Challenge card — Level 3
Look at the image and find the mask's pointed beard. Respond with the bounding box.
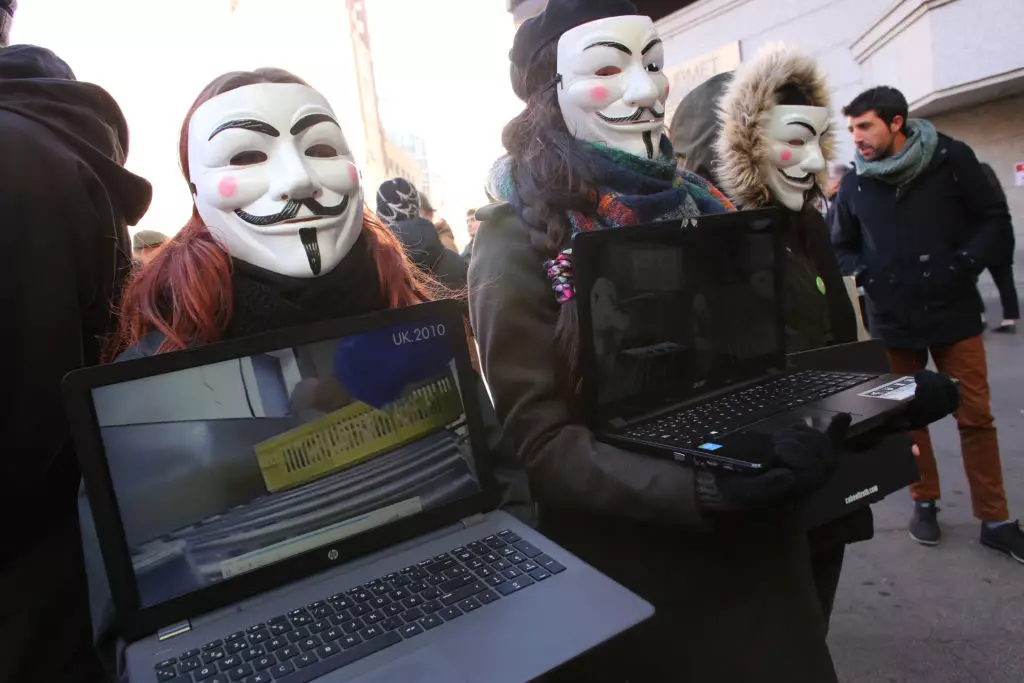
[299,228,322,276]
[643,131,654,160]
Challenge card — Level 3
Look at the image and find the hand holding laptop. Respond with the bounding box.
[903,370,961,429]
[702,413,852,508]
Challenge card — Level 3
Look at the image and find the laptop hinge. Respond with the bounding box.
[461,513,486,528]
[158,620,192,642]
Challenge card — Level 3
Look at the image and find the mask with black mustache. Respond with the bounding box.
[187,82,365,278]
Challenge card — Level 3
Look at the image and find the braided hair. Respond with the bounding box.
[502,42,598,400]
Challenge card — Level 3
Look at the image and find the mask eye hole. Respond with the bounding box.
[595,66,622,76]
[306,144,339,158]
[787,140,806,147]
[645,63,661,73]
[229,151,268,166]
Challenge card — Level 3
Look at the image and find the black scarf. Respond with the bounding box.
[224,230,389,340]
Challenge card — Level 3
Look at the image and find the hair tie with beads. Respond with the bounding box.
[544,248,575,304]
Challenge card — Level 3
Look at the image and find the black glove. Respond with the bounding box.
[903,370,961,429]
[702,413,851,509]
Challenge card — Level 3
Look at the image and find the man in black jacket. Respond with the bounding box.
[0,11,153,681]
[831,86,1023,563]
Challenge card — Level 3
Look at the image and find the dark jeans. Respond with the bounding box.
[988,264,1020,320]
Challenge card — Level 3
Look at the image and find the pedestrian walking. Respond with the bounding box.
[831,86,1024,563]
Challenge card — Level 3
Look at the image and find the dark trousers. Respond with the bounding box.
[0,513,105,683]
[886,335,1009,522]
[810,546,845,633]
[987,264,1020,320]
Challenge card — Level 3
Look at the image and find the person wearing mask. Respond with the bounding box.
[132,229,168,266]
[83,68,438,678]
[0,3,153,680]
[832,86,1024,562]
[470,2,858,680]
[377,177,468,291]
[978,163,1018,334]
[418,192,458,252]
[462,207,480,263]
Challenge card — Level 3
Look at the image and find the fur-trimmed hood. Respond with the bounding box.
[715,44,835,209]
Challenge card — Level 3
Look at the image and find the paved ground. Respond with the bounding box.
[829,275,1024,682]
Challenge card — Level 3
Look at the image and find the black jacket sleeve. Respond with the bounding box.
[0,127,111,556]
[468,206,704,527]
[390,217,468,292]
[829,176,865,278]
[952,142,1013,269]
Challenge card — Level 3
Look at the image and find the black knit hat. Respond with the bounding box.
[510,0,639,89]
[376,177,420,226]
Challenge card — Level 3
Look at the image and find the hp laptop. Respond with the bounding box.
[573,209,915,474]
[64,300,651,683]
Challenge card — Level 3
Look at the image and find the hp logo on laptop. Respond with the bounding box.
[328,549,339,561]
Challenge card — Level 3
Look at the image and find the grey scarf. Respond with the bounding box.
[855,119,939,186]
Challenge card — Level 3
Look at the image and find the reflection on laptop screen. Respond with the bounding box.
[92,318,479,608]
[590,224,780,413]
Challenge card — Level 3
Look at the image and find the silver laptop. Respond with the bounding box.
[64,300,652,683]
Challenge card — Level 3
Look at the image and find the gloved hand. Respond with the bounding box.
[700,413,851,509]
[903,370,961,429]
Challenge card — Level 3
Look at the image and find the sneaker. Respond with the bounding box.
[993,322,1017,334]
[909,501,941,545]
[980,520,1024,564]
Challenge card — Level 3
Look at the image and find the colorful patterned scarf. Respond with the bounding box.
[488,135,734,233]
[487,136,735,304]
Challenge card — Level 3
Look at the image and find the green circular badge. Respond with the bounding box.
[816,276,827,295]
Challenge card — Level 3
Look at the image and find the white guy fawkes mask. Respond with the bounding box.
[556,15,670,159]
[761,104,830,212]
[188,83,363,278]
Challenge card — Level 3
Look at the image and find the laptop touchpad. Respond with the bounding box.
[747,407,848,434]
[347,646,469,683]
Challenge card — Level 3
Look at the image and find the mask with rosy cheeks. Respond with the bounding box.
[556,15,669,159]
[761,104,830,212]
[187,83,363,278]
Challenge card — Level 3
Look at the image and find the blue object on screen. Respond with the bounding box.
[332,321,455,409]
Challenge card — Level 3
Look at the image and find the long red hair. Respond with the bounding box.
[107,69,433,360]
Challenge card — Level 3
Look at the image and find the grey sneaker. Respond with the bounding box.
[909,501,941,545]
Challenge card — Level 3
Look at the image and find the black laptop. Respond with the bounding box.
[64,300,651,683]
[573,209,915,474]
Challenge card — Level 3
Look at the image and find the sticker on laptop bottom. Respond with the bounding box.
[858,376,917,401]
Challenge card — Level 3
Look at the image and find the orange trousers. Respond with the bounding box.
[886,335,1009,522]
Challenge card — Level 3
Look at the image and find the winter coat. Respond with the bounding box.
[831,133,1010,349]
[674,49,871,553]
[433,217,458,252]
[0,43,152,683]
[979,163,1016,267]
[469,202,838,682]
[388,216,468,291]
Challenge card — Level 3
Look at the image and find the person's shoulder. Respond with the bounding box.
[937,134,978,166]
[474,202,529,243]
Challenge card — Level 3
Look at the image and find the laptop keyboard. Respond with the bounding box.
[154,530,564,683]
[625,369,876,448]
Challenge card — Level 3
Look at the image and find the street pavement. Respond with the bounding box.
[829,278,1024,682]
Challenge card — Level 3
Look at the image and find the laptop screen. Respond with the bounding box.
[584,216,783,420]
[91,317,480,609]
